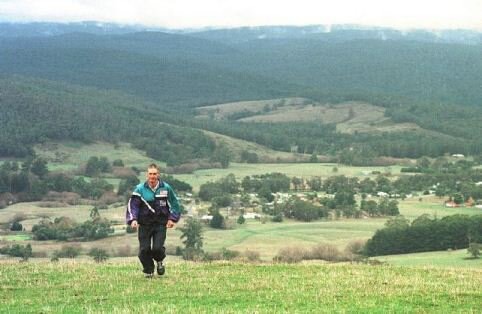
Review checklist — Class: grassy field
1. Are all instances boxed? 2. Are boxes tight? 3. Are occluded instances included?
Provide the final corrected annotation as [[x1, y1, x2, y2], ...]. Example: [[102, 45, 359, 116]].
[[199, 129, 315, 163], [201, 219, 386, 260], [2, 141, 480, 268], [34, 141, 162, 172], [176, 162, 403, 192], [197, 98, 427, 135], [398, 195, 482, 220], [1, 193, 480, 263], [376, 249, 482, 268], [0, 260, 480, 313]]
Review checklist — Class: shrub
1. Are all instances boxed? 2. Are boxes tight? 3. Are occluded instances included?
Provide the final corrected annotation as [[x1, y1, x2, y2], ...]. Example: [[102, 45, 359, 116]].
[[0, 244, 32, 261], [273, 247, 306, 263], [243, 250, 261, 262], [165, 245, 179, 256], [98, 191, 121, 206], [89, 248, 109, 263], [203, 251, 223, 261], [53, 244, 82, 258], [203, 248, 242, 261], [112, 159, 124, 167], [467, 243, 480, 259], [345, 239, 367, 256], [221, 248, 240, 260], [272, 213, 283, 222], [183, 247, 204, 261], [32, 251, 47, 258], [307, 243, 345, 262], [10, 221, 23, 231], [210, 211, 225, 229]]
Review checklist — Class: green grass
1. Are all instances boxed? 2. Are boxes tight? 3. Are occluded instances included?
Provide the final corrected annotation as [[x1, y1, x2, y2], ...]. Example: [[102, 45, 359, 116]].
[[34, 141, 163, 172], [0, 233, 31, 241], [375, 250, 482, 268], [398, 195, 482, 219], [199, 129, 313, 163], [176, 162, 402, 192], [0, 260, 480, 313], [197, 99, 433, 136], [200, 219, 385, 260]]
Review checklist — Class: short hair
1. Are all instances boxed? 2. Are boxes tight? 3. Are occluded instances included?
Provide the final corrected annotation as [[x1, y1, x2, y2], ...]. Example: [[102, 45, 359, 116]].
[[147, 163, 159, 172]]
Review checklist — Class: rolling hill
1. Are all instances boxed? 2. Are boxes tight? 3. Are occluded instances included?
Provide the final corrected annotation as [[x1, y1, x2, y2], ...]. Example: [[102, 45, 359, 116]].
[[197, 98, 424, 134], [1, 24, 481, 160]]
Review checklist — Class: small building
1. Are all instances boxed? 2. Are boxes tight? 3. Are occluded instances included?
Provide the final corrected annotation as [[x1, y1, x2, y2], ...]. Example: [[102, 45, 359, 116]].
[[452, 154, 465, 158], [243, 213, 262, 219], [200, 215, 213, 223], [444, 201, 459, 208]]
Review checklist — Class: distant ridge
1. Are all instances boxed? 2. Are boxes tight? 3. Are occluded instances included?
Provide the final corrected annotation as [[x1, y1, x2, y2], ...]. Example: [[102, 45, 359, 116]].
[[1, 22, 480, 45]]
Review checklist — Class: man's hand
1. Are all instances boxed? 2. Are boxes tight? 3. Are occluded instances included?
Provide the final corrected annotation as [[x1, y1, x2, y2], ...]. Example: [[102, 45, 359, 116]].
[[166, 220, 176, 229], [130, 220, 138, 229]]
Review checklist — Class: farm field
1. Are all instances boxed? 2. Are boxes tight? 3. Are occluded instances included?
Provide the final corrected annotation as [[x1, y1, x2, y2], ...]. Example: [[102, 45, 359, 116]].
[[1, 141, 480, 267], [376, 249, 482, 268], [34, 141, 162, 172], [176, 162, 404, 192], [0, 260, 480, 313], [1, 198, 480, 264], [196, 98, 440, 136]]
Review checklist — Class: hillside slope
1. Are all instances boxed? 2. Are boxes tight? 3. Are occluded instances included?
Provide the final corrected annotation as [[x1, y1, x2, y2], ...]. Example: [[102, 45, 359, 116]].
[[0, 76, 215, 162], [0, 261, 480, 312]]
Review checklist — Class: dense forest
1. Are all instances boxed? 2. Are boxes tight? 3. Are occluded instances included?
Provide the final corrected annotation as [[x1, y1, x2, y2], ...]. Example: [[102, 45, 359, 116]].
[[0, 77, 215, 163], [1, 24, 481, 162]]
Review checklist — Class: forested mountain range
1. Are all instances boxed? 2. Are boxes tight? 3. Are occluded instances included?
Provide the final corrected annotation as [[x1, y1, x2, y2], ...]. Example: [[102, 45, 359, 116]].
[[2, 22, 481, 45], [0, 23, 481, 162], [2, 27, 481, 107]]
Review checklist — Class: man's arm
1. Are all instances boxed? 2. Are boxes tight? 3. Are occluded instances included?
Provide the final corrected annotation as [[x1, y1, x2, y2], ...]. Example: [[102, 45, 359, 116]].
[[166, 184, 181, 224], [126, 190, 141, 227]]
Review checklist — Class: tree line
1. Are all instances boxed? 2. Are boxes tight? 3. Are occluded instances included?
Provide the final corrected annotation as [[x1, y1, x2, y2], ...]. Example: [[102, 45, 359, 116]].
[[364, 214, 482, 256]]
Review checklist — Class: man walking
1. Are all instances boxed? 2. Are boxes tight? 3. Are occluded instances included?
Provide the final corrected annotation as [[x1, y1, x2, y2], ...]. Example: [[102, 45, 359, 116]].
[[126, 163, 181, 278]]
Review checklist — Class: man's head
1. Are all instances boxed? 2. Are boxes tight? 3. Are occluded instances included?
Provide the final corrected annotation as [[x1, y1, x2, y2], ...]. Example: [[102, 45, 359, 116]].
[[146, 163, 160, 187]]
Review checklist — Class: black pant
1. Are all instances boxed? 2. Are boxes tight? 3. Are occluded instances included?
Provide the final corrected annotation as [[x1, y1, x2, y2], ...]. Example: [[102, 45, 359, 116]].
[[138, 223, 167, 274]]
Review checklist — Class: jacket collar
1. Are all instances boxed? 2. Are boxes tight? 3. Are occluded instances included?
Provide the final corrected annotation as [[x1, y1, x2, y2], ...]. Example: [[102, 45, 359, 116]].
[[144, 180, 161, 191]]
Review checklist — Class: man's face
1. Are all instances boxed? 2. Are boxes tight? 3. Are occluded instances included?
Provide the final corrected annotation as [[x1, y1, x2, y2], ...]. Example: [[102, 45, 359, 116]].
[[147, 167, 159, 186]]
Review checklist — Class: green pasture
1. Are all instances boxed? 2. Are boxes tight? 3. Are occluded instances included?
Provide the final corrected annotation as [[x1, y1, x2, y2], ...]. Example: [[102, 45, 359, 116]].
[[34, 141, 163, 172], [375, 249, 482, 268], [1, 195, 480, 262], [200, 218, 386, 260], [0, 233, 31, 241], [398, 195, 482, 219], [0, 261, 480, 313], [175, 162, 402, 192]]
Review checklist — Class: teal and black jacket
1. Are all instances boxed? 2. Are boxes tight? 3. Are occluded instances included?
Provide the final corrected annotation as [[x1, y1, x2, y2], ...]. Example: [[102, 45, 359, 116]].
[[126, 180, 181, 225]]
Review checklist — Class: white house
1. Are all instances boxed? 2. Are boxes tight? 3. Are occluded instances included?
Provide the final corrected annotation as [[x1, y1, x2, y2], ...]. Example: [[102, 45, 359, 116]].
[[200, 215, 213, 222], [243, 213, 262, 219]]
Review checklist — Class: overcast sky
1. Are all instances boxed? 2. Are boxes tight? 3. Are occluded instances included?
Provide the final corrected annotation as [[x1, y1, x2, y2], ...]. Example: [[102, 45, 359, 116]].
[[1, 0, 481, 30]]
